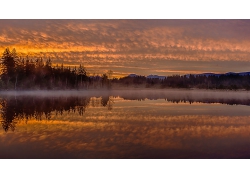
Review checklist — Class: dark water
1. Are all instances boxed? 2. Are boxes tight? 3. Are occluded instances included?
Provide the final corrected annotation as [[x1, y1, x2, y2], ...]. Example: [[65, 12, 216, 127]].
[[1, 89, 250, 159]]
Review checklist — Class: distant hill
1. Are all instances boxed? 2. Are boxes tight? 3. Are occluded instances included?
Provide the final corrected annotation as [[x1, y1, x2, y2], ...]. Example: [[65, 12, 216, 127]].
[[185, 71, 250, 78], [128, 72, 250, 79]]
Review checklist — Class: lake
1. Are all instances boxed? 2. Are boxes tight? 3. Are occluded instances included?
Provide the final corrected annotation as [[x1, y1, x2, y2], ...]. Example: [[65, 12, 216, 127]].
[[1, 89, 250, 158]]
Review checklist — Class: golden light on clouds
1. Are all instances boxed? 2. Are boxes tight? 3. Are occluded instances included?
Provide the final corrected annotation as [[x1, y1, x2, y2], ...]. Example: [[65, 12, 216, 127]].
[[1, 19, 250, 77]]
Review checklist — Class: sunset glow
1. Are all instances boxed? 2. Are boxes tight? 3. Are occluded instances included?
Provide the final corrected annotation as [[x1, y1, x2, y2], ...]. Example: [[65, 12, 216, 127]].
[[1, 19, 250, 77]]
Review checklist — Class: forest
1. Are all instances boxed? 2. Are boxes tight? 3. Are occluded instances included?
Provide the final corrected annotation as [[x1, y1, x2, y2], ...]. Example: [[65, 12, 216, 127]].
[[117, 73, 250, 90], [1, 48, 250, 90]]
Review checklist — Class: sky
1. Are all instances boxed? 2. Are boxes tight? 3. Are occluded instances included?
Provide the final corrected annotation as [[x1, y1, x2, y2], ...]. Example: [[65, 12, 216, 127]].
[[1, 19, 250, 78], [1, 0, 250, 176]]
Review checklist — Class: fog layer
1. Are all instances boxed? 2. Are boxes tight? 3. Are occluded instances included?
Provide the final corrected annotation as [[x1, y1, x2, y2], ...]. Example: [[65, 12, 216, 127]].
[[1, 89, 250, 100]]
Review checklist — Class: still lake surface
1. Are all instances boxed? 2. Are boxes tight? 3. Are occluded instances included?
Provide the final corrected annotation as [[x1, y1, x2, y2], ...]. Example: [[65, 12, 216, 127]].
[[1, 89, 250, 159]]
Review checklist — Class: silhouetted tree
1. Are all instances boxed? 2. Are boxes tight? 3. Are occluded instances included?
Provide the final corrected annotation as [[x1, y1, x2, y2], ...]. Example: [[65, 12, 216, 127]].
[[78, 64, 87, 87], [0, 49, 91, 90], [0, 48, 18, 88]]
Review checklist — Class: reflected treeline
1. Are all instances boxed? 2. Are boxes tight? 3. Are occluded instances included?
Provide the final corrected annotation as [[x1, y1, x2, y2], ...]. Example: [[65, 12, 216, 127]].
[[120, 93, 250, 106], [133, 97, 250, 106], [0, 96, 114, 132], [1, 91, 250, 132], [167, 98, 250, 105]]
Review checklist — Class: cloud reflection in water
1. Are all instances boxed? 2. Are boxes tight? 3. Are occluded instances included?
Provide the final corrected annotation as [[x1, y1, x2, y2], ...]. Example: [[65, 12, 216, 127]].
[[1, 90, 250, 158]]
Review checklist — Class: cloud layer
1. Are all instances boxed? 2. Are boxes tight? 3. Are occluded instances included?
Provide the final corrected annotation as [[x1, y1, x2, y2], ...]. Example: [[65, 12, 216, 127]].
[[1, 20, 250, 76]]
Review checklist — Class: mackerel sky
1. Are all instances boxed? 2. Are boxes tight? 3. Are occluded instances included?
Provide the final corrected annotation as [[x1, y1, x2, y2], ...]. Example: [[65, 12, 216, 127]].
[[1, 19, 250, 77]]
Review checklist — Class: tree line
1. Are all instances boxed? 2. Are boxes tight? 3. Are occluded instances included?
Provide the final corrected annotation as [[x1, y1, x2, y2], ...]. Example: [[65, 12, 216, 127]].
[[115, 73, 250, 90], [1, 48, 250, 90], [0, 48, 91, 90]]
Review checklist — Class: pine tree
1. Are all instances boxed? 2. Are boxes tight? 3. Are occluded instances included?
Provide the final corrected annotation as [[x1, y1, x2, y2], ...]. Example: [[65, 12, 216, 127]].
[[0, 48, 18, 88], [78, 64, 86, 87]]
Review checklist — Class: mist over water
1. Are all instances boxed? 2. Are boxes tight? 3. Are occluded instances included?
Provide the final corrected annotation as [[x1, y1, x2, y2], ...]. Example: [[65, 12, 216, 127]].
[[1, 89, 250, 158], [1, 88, 250, 99], [1, 89, 250, 106]]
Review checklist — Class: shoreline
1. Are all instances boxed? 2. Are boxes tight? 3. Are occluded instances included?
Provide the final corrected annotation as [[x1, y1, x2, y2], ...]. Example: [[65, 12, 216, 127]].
[[0, 88, 250, 99], [0, 87, 249, 92]]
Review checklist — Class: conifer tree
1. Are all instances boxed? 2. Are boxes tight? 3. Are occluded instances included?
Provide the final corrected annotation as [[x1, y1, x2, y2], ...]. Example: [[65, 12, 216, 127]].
[[0, 48, 18, 88]]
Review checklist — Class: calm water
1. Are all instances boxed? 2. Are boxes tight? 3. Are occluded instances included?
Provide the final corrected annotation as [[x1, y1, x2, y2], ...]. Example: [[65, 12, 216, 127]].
[[1, 89, 250, 159]]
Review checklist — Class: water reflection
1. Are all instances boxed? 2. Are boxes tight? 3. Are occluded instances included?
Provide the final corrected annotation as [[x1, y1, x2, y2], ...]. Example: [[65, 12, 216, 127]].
[[1, 90, 250, 132], [0, 96, 115, 132], [1, 90, 250, 158]]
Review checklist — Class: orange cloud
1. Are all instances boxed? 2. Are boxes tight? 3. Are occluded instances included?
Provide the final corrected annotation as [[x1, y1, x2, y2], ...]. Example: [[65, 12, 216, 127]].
[[1, 20, 250, 77]]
